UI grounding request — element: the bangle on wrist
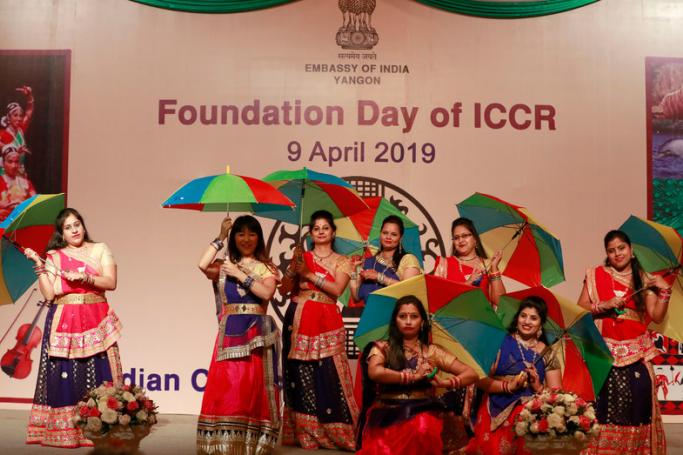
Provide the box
[210,238,224,251]
[243,275,255,289]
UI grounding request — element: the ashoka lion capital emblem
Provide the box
[336,0,379,50]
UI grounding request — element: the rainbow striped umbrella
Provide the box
[496,287,613,401]
[256,167,368,228]
[354,274,506,378]
[0,193,65,305]
[162,166,295,213]
[457,192,564,288]
[619,215,683,341]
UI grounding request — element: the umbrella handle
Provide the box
[624,265,680,301]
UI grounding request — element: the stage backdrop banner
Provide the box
[1,0,682,417]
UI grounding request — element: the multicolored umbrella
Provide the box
[0,193,65,305]
[619,215,683,341]
[496,287,613,400]
[256,167,368,228]
[456,192,564,288]
[162,166,295,213]
[354,274,507,378]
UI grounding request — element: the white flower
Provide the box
[98,400,110,413]
[86,417,102,432]
[101,409,118,424]
[552,406,566,416]
[122,391,136,402]
[515,422,528,436]
[118,414,131,426]
[541,404,553,413]
[87,398,96,407]
[591,424,600,436]
[519,409,532,420]
[563,393,576,403]
[547,413,564,430]
[584,410,596,421]
[574,431,587,441]
[567,403,578,416]
[135,410,148,422]
[530,422,539,434]
[148,413,157,424]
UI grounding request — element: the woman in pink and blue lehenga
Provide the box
[196,215,281,455]
[23,208,122,448]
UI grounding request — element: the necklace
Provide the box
[607,267,631,298]
[403,340,424,372]
[514,333,538,367]
[456,255,483,283]
[313,249,334,262]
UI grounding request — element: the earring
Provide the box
[536,328,542,339]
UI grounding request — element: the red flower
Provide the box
[143,400,155,411]
[538,418,549,433]
[579,415,592,431]
[107,396,121,410]
[530,399,543,412]
[122,384,131,392]
[88,407,101,418]
[576,397,587,408]
[127,401,139,412]
[79,406,90,417]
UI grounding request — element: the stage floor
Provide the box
[2,410,682,454]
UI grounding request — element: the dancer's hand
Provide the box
[24,248,42,265]
[218,217,232,241]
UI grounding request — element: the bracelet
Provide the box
[33,265,46,275]
[314,275,325,288]
[489,271,502,278]
[489,275,502,282]
[243,276,255,289]
[400,370,407,384]
[285,268,296,279]
[210,238,224,251]
[350,272,359,281]
[591,302,603,314]
[501,380,511,394]
[378,272,385,285]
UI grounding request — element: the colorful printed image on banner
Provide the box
[0,50,70,221]
[646,57,683,415]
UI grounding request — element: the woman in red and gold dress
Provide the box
[578,230,670,455]
[196,215,281,455]
[357,295,478,455]
[280,210,359,451]
[23,208,122,448]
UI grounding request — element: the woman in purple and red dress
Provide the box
[23,208,122,448]
[357,295,477,455]
[433,217,505,451]
[578,230,670,455]
[196,215,281,455]
[433,217,505,307]
[279,210,359,451]
[464,295,562,455]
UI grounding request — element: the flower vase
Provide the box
[85,424,151,455]
[524,436,588,455]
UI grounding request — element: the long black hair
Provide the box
[226,215,273,269]
[376,215,407,268]
[507,295,550,345]
[45,208,93,252]
[386,295,430,371]
[603,230,645,311]
[309,209,337,251]
[451,217,487,259]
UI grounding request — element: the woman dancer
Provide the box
[464,295,562,455]
[23,208,122,448]
[578,230,670,454]
[196,215,281,455]
[280,210,358,451]
[357,295,477,455]
[434,217,505,306]
[349,215,421,304]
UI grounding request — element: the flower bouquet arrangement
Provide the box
[74,382,158,454]
[514,388,598,454]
